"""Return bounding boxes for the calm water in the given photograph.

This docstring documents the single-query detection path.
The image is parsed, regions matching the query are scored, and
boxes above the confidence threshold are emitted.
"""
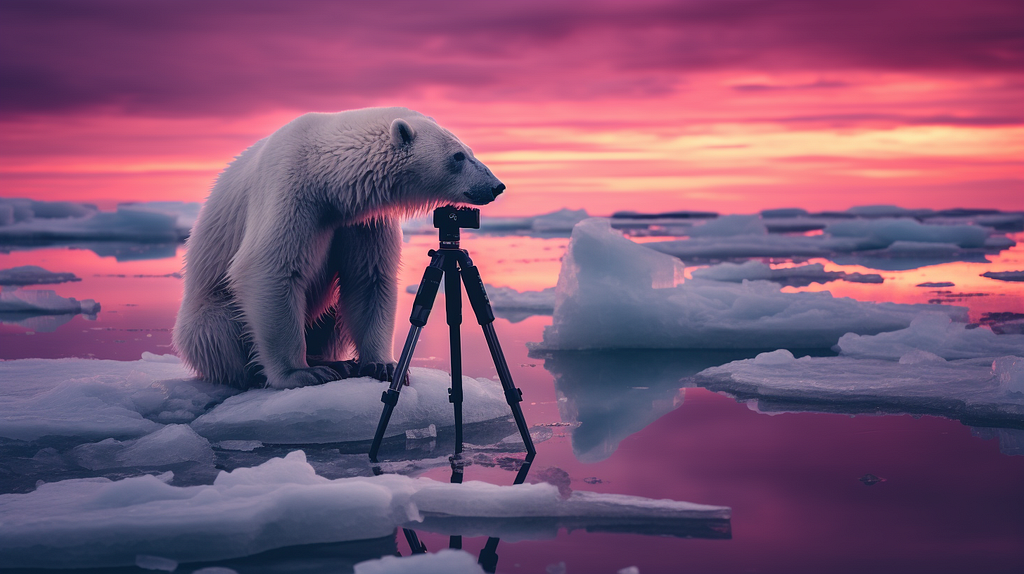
[2,231,1023,573]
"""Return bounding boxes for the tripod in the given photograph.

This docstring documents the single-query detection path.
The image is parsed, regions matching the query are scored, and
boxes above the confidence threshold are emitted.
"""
[368,206,537,564]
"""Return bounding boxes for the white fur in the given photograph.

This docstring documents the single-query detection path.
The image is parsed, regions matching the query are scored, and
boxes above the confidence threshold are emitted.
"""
[173,108,504,389]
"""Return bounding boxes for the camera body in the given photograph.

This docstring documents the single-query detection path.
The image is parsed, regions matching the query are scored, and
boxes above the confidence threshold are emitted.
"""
[433,205,481,230]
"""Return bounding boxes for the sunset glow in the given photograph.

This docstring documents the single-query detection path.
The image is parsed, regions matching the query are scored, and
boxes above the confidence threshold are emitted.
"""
[2,0,1021,215]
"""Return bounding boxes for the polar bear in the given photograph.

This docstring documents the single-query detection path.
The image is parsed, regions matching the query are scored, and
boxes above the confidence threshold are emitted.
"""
[173,108,505,389]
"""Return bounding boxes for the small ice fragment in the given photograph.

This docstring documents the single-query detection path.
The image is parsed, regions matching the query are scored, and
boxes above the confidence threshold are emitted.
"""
[981,270,1024,282]
[529,467,572,499]
[618,567,641,574]
[135,554,178,571]
[193,568,239,574]
[406,424,437,440]
[216,440,263,451]
[916,282,955,288]
[141,352,181,363]
[354,549,486,574]
[752,350,797,365]
[546,562,567,574]
[859,474,886,486]
[994,357,1024,394]
[583,477,603,485]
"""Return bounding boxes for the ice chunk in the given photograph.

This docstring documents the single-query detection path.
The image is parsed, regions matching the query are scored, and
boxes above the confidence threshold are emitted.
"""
[0,265,80,286]
[0,286,99,316]
[691,261,882,287]
[689,353,1024,426]
[71,425,215,470]
[533,219,965,351]
[0,358,236,441]
[981,270,1024,282]
[354,550,486,574]
[0,203,185,243]
[685,214,766,237]
[0,450,730,569]
[485,285,555,311]
[837,312,1024,360]
[191,367,510,444]
[825,218,988,248]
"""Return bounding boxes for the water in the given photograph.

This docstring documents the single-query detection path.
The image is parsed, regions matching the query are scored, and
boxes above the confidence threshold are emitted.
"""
[2,231,1023,573]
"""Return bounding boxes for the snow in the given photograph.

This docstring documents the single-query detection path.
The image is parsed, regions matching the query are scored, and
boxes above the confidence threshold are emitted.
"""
[0,358,235,441]
[982,270,1024,282]
[354,550,485,574]
[0,199,197,243]
[532,219,966,352]
[836,312,1024,360]
[691,261,882,287]
[0,450,730,569]
[0,265,80,285]
[689,350,1024,426]
[190,367,511,444]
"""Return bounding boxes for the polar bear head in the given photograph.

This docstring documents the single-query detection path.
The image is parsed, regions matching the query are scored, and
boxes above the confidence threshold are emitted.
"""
[388,115,505,208]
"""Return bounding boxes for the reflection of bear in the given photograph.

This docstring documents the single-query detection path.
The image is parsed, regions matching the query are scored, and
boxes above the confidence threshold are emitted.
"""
[173,108,505,389]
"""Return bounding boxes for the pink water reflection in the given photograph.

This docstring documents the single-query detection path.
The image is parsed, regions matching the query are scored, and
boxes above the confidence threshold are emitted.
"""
[1,232,1023,573]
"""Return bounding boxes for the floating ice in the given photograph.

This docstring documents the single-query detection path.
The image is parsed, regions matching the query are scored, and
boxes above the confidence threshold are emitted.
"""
[71,425,215,471]
[484,285,556,311]
[0,286,99,315]
[532,219,966,351]
[691,261,882,287]
[191,367,510,444]
[981,270,1024,282]
[0,358,235,441]
[0,265,80,286]
[354,550,485,574]
[836,312,1024,360]
[685,214,766,237]
[0,450,730,569]
[0,201,189,244]
[689,350,1024,426]
[0,197,96,224]
[402,208,589,237]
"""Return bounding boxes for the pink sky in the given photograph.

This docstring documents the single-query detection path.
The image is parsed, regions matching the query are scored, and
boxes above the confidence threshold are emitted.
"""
[1,0,1022,215]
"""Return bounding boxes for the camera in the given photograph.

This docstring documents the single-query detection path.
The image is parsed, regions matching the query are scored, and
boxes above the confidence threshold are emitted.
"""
[433,205,480,230]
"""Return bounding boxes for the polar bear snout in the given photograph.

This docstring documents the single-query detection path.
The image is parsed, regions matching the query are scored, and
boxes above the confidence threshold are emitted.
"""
[463,181,506,205]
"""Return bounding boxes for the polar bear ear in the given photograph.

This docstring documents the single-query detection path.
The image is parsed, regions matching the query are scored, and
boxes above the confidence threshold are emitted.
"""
[390,118,416,147]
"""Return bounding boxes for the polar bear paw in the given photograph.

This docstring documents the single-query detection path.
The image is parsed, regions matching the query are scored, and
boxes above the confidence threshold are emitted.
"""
[359,361,410,386]
[273,366,341,388]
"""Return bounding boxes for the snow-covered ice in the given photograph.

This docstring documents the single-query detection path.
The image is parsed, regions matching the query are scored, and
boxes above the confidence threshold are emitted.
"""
[0,450,730,569]
[689,350,1024,426]
[71,424,215,470]
[0,286,100,331]
[0,265,80,285]
[836,312,1024,360]
[190,367,511,444]
[532,219,966,351]
[691,261,882,287]
[982,270,1024,282]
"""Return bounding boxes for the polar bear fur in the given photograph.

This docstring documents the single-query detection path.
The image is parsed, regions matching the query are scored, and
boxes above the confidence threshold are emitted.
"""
[173,108,505,389]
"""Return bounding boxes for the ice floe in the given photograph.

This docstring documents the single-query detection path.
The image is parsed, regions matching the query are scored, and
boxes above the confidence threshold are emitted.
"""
[71,424,216,471]
[0,450,730,569]
[981,270,1024,282]
[0,286,100,331]
[691,260,882,287]
[0,199,197,244]
[191,367,511,444]
[0,265,80,285]
[689,350,1024,427]
[532,219,966,352]
[836,312,1024,360]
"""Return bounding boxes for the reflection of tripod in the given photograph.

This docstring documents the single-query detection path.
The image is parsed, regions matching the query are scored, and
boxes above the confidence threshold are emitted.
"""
[368,206,536,567]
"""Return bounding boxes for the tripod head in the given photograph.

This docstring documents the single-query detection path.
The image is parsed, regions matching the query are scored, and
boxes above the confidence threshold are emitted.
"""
[434,205,480,249]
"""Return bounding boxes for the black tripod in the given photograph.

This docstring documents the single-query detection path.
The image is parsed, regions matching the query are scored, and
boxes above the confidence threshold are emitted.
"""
[368,206,537,567]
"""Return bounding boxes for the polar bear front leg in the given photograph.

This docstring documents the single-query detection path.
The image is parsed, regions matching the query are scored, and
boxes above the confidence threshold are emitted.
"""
[229,223,340,389]
[331,218,401,381]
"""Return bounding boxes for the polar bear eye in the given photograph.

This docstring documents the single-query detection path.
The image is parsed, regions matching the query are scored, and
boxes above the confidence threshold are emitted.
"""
[453,152,465,162]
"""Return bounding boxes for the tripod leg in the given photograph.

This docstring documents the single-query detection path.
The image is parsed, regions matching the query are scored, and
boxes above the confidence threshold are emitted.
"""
[368,251,445,463]
[443,252,465,550]
[458,253,537,459]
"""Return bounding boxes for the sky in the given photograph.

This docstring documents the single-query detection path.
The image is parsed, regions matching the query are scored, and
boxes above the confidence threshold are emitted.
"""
[1,0,1022,216]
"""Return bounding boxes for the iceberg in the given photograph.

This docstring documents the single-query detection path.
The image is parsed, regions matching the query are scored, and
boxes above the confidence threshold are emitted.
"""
[0,450,731,569]
[532,219,967,352]
[0,265,80,286]
[354,550,486,574]
[689,350,1024,427]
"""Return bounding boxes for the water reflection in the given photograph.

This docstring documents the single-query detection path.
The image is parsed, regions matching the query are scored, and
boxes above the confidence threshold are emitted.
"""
[536,349,767,462]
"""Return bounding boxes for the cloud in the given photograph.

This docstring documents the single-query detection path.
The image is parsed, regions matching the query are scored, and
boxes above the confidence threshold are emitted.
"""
[1,0,1021,119]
